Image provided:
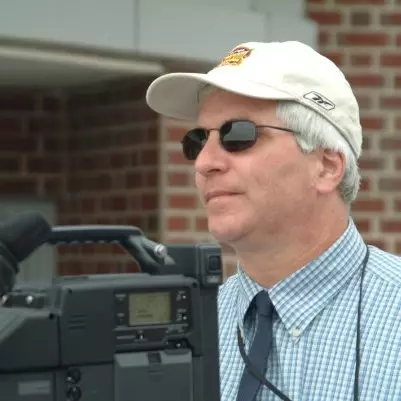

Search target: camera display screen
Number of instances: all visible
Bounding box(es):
[128,291,171,325]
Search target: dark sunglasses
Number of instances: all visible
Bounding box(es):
[181,119,296,161]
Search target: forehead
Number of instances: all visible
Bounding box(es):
[196,88,278,127]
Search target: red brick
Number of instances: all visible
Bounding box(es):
[1,134,37,152]
[360,117,384,130]
[396,118,401,130]
[141,194,158,210]
[350,54,373,66]
[322,51,344,66]
[109,153,128,169]
[338,32,388,46]
[167,216,189,231]
[168,172,190,186]
[0,117,23,133]
[353,218,371,233]
[380,13,401,25]
[352,199,385,212]
[167,127,189,142]
[144,170,158,187]
[80,198,96,214]
[381,53,401,67]
[359,157,384,170]
[27,156,63,173]
[0,179,37,194]
[379,178,401,191]
[380,138,401,150]
[66,175,112,192]
[108,196,127,211]
[381,220,401,233]
[397,35,401,47]
[308,11,342,25]
[168,194,197,209]
[168,150,192,165]
[347,73,383,87]
[139,149,158,166]
[380,97,401,108]
[335,0,385,3]
[126,172,143,187]
[196,217,208,230]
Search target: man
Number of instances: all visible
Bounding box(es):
[145,41,401,400]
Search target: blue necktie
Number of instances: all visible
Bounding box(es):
[236,291,274,401]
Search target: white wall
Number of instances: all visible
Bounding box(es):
[0,0,317,64]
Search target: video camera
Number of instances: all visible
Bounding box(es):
[0,212,222,401]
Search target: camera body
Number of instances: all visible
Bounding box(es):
[0,225,222,401]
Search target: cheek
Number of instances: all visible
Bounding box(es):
[251,156,311,200]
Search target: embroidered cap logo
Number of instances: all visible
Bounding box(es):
[218,46,253,67]
[303,91,335,111]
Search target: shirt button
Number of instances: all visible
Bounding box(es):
[292,328,301,337]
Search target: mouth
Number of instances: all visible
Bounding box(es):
[205,191,239,203]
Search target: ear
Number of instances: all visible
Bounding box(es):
[314,149,346,196]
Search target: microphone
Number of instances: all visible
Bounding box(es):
[0,212,51,296]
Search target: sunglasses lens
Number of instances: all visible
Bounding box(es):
[181,121,257,160]
[182,129,207,160]
[221,121,257,152]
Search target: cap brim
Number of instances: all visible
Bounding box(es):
[145,72,296,121]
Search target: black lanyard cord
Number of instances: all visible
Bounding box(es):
[354,245,369,400]
[236,245,370,401]
[237,326,292,401]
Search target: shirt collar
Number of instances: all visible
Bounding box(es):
[236,218,367,338]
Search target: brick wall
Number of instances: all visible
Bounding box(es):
[0,89,65,198]
[1,1,401,279]
[0,78,160,277]
[307,0,401,253]
[58,79,159,275]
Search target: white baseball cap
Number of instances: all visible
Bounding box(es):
[146,41,362,158]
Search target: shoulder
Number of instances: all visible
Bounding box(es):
[368,245,401,287]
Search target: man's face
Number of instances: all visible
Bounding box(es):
[193,89,319,251]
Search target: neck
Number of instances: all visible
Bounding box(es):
[234,203,350,289]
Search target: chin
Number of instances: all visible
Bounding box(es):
[208,217,248,245]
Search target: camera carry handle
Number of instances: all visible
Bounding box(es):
[48,225,173,275]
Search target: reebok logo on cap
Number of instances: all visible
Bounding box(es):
[303,91,335,111]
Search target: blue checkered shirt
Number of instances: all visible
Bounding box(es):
[218,219,401,400]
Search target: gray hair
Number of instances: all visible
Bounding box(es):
[276,101,360,204]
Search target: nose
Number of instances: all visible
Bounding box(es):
[194,131,229,176]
